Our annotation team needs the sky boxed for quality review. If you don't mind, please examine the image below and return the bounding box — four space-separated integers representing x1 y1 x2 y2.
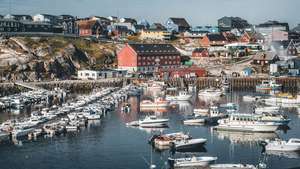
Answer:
0 0 299 28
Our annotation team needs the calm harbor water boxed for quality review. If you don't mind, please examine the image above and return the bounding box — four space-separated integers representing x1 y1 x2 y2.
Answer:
0 92 300 169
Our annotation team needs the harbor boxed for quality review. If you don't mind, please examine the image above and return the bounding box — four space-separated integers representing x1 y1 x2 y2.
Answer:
0 79 300 169
0 89 300 169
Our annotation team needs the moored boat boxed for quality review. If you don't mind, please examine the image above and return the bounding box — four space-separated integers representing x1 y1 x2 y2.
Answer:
256 80 282 91
210 164 257 169
168 156 217 168
264 138 300 152
214 114 280 132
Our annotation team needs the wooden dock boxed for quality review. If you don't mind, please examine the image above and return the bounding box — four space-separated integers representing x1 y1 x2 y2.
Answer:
167 77 300 91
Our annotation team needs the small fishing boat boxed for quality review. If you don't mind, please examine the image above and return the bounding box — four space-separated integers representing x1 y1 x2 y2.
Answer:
168 156 217 168
149 132 191 147
198 88 224 98
140 98 170 109
210 164 257 169
264 138 300 151
193 108 209 116
256 80 282 91
255 106 280 114
166 91 193 102
243 95 262 102
183 114 206 125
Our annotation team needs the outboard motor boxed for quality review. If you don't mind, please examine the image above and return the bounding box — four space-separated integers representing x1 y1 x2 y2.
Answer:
168 158 175 169
148 134 159 145
170 142 176 156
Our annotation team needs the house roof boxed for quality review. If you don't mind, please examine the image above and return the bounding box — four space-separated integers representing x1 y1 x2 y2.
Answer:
206 33 227 41
128 43 180 56
193 48 207 53
77 20 99 29
169 18 190 28
150 23 167 30
223 32 238 42
245 31 264 40
253 52 278 61
120 18 137 24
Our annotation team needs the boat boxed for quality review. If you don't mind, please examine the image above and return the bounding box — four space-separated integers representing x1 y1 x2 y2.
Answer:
168 156 217 168
254 106 280 114
121 103 131 113
193 108 209 116
149 132 191 147
166 91 193 102
243 95 262 102
12 125 35 138
256 80 282 91
264 138 300 151
172 138 207 150
140 98 170 109
210 164 257 169
198 88 224 98
84 111 101 120
214 130 278 144
0 131 10 142
205 106 227 123
139 116 169 128
183 114 206 125
258 112 291 125
214 114 280 132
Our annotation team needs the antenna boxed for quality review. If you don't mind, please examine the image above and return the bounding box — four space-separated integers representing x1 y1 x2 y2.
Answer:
8 0 12 14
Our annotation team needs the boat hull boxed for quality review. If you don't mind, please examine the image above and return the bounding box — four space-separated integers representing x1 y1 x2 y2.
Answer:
214 124 279 133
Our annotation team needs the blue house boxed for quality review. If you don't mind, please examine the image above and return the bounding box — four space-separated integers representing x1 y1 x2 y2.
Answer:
166 17 191 33
242 67 253 76
192 26 219 33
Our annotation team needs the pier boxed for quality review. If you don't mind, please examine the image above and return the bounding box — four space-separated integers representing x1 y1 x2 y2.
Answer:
167 77 300 91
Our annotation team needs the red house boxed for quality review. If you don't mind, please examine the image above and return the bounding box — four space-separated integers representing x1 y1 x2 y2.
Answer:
162 66 207 78
117 43 181 73
192 48 209 58
240 31 264 43
77 20 103 37
200 33 227 47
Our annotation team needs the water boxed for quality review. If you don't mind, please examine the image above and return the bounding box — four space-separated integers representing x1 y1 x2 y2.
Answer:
0 92 300 169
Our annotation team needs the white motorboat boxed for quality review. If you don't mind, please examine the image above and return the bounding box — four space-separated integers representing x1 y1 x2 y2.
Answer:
198 88 224 98
172 138 207 150
214 114 279 132
168 156 217 168
264 138 300 151
166 91 193 102
210 164 257 169
139 116 169 128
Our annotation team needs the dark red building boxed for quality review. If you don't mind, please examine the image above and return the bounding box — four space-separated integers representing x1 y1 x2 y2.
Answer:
117 43 181 73
192 48 209 58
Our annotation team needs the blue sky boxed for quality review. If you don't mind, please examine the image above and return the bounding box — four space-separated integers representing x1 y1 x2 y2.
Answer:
0 0 299 28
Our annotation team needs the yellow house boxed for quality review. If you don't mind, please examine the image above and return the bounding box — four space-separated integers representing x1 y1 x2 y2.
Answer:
140 29 171 40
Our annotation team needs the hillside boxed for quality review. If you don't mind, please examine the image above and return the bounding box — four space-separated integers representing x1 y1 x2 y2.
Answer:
0 37 119 81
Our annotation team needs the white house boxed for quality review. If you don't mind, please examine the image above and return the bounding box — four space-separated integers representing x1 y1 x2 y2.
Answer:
77 69 127 80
